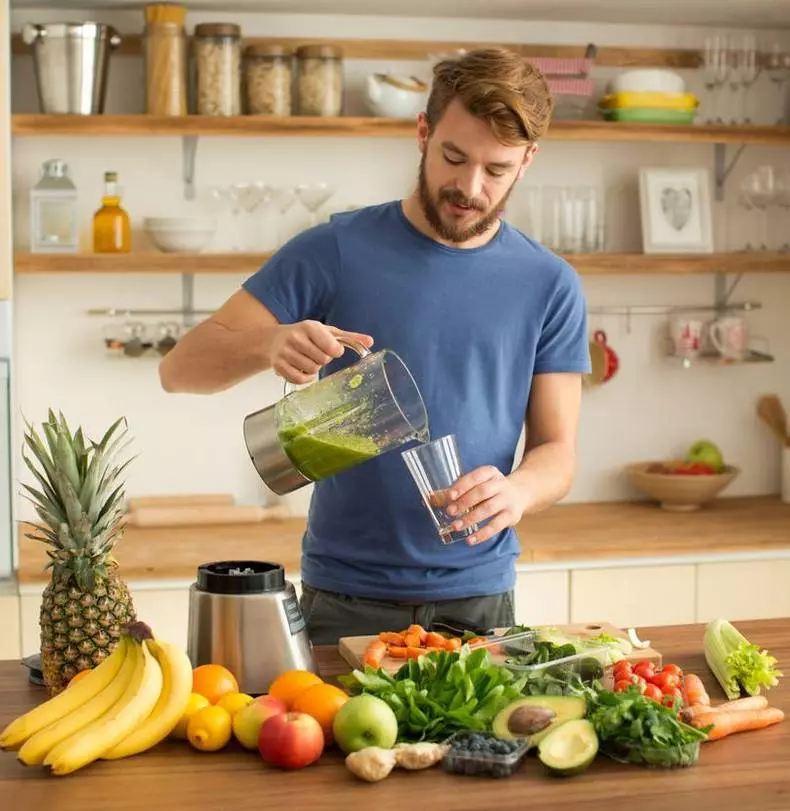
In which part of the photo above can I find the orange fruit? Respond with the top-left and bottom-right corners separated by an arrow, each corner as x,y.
268,669 -> 324,709
192,664 -> 239,705
291,682 -> 349,743
68,670 -> 92,687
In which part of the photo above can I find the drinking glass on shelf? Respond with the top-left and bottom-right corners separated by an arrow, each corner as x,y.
210,185 -> 244,252
774,171 -> 790,252
740,166 -> 776,251
234,182 -> 273,251
729,35 -> 759,124
765,43 -> 790,124
295,182 -> 337,228
702,34 -> 730,124
270,185 -> 298,247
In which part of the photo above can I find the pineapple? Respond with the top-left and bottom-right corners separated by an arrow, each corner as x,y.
21,410 -> 137,695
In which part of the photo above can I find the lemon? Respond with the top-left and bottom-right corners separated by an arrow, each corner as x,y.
216,692 -> 254,717
170,692 -> 211,740
187,705 -> 233,752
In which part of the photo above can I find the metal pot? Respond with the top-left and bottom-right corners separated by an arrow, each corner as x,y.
22,22 -> 122,114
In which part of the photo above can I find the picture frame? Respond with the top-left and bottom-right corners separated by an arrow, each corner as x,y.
638,167 -> 714,254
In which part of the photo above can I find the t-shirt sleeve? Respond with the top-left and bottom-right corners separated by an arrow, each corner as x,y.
241,222 -> 339,325
533,260 -> 591,375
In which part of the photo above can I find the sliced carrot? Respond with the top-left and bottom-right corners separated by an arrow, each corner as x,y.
443,637 -> 462,652
692,707 -> 785,741
425,646 -> 445,653
405,646 -> 427,660
403,632 -> 422,649
425,632 -> 447,649
683,673 -> 711,707
406,624 -> 427,643
466,637 -> 488,647
388,646 -> 408,658
378,631 -> 406,646
363,639 -> 387,669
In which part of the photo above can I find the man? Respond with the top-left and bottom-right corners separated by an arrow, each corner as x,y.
159,47 -> 591,644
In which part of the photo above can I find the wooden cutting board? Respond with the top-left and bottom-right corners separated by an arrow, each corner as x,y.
338,621 -> 663,674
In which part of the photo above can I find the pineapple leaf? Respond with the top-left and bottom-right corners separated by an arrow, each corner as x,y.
41,419 -> 60,462
22,421 -> 58,483
57,522 -> 77,550
24,532 -> 58,547
96,482 -> 127,525
55,428 -> 81,493
19,482 -> 66,526
21,451 -> 63,515
72,426 -> 88,479
52,467 -> 84,529
95,416 -> 128,452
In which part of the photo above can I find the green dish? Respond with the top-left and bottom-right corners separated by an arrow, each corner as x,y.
600,107 -> 697,125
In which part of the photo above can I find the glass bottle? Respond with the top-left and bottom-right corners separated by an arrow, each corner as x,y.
93,171 -> 131,253
30,159 -> 79,253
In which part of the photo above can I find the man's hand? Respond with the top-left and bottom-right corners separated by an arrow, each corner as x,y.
445,466 -> 528,546
270,321 -> 374,384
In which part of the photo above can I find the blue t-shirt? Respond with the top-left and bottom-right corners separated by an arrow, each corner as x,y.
243,201 -> 590,601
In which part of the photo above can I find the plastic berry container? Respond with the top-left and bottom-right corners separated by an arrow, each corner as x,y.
441,731 -> 529,778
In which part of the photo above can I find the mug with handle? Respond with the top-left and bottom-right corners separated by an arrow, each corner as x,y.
708,316 -> 749,360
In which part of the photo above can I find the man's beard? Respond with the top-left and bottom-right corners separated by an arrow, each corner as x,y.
417,153 -> 517,244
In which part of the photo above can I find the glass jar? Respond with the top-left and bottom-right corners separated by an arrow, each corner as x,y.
143,4 -> 187,115
194,23 -> 242,116
29,159 -> 79,253
244,44 -> 292,116
295,44 -> 343,116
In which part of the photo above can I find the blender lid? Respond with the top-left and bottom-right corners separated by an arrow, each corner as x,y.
196,561 -> 286,594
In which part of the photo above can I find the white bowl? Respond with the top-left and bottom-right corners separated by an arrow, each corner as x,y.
143,218 -> 217,253
609,69 -> 686,95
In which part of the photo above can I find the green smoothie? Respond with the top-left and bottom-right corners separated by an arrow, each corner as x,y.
278,422 -> 381,481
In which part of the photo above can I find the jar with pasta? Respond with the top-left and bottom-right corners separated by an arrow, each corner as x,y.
244,44 -> 292,116
295,44 -> 343,116
194,23 -> 242,116
143,4 -> 187,115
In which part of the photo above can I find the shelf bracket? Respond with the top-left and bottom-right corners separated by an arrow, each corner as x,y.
182,136 -> 198,201
714,271 -> 744,313
714,142 -> 747,202
182,273 -> 196,327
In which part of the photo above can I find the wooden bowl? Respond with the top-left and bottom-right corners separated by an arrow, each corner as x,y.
625,461 -> 740,512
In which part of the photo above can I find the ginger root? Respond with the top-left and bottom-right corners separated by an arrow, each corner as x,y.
394,742 -> 449,770
345,747 -> 398,782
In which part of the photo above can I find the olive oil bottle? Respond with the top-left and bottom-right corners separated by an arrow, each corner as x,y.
93,171 -> 131,253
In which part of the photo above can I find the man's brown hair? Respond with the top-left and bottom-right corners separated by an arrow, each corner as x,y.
425,47 -> 554,145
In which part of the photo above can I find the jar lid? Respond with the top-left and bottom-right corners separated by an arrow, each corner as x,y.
194,22 -> 241,38
195,560 -> 285,594
244,43 -> 292,58
296,43 -> 343,59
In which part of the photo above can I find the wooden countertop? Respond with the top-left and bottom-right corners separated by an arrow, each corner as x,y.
15,495 -> 790,585
1,618 -> 788,811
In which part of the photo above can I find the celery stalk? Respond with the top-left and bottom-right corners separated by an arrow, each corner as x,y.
704,618 -> 783,700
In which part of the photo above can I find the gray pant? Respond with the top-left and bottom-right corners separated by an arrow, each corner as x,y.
299,583 -> 516,646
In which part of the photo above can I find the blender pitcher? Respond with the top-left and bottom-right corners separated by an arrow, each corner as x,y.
243,337 -> 429,495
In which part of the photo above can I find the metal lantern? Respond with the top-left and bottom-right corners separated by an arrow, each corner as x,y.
30,159 -> 79,253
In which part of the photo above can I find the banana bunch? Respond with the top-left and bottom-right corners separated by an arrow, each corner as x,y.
0,621 -> 192,776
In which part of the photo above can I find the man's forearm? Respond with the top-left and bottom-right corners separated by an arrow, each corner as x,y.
159,319 -> 274,394
508,440 -> 576,516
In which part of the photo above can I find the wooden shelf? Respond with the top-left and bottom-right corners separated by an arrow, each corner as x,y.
14,114 -> 790,145
11,34 -> 703,69
12,114 -> 790,145
15,252 -> 790,276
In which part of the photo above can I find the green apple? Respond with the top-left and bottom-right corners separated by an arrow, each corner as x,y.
686,439 -> 724,472
332,694 -> 398,754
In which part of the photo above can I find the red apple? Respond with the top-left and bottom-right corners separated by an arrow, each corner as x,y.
258,711 -> 324,770
232,695 -> 287,750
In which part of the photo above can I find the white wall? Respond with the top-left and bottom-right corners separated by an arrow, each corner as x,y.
8,8 -> 790,525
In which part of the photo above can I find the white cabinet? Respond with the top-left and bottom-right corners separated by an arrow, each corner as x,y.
513,570 -> 569,625
696,559 -> 790,622
570,565 -> 697,628
0,593 -> 20,659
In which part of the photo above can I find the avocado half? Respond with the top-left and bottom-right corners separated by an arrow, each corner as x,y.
537,719 -> 599,777
492,695 -> 586,748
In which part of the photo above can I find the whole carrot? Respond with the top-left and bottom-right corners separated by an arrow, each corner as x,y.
693,706 -> 785,741
716,696 -> 769,714
683,673 -> 711,707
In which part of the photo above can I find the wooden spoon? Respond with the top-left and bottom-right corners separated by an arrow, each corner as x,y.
756,395 -> 789,446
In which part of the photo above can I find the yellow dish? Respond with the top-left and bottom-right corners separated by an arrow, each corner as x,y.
598,91 -> 700,111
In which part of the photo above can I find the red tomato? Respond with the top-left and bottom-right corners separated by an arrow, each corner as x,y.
653,672 -> 681,692
661,664 -> 683,677
613,662 -> 633,680
643,684 -> 663,702
633,661 -> 656,681
614,679 -> 633,693
662,687 -> 683,708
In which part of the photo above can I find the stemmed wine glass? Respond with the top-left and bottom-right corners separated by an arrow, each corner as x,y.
234,182 -> 273,251
765,43 -> 790,124
774,171 -> 790,252
740,166 -> 776,252
270,186 -> 298,247
295,183 -> 337,228
703,35 -> 729,124
210,185 -> 244,252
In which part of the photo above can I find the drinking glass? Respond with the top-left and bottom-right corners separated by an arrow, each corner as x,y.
296,182 -> 337,228
402,434 -> 478,544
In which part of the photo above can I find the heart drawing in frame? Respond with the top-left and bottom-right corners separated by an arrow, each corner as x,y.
660,185 -> 693,231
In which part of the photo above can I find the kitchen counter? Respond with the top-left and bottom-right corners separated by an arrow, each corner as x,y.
1,618 -> 788,811
15,495 -> 790,585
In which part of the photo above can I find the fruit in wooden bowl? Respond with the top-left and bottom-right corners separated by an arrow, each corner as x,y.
625,461 -> 740,512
